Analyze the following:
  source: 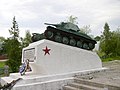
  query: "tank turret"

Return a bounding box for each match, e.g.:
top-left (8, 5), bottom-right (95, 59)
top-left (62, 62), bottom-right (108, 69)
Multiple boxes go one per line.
top-left (45, 22), bottom-right (80, 32)
top-left (31, 22), bottom-right (96, 50)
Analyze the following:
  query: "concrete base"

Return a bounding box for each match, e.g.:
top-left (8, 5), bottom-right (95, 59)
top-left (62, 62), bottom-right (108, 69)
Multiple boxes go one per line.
top-left (22, 39), bottom-right (103, 75)
top-left (1, 39), bottom-right (104, 90)
top-left (1, 68), bottom-right (106, 90)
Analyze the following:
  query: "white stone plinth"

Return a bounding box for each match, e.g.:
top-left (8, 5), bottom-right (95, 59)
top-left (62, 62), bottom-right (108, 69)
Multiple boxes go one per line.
top-left (22, 39), bottom-right (102, 75)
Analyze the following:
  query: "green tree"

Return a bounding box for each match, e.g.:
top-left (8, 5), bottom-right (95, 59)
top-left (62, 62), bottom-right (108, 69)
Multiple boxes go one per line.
top-left (0, 37), bottom-right (6, 55)
top-left (110, 28), bottom-right (120, 56)
top-left (0, 36), bottom-right (6, 42)
top-left (99, 24), bottom-right (120, 60)
top-left (67, 15), bottom-right (78, 24)
top-left (6, 17), bottom-right (21, 72)
top-left (21, 30), bottom-right (32, 48)
top-left (80, 25), bottom-right (91, 35)
top-left (100, 23), bottom-right (111, 55)
top-left (9, 16), bottom-right (19, 39)
top-left (67, 15), bottom-right (92, 35)
top-left (103, 23), bottom-right (111, 40)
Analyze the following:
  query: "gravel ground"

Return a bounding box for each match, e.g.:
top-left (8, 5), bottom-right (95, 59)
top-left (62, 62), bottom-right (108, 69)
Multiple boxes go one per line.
top-left (100, 60), bottom-right (120, 86)
top-left (78, 60), bottom-right (120, 87)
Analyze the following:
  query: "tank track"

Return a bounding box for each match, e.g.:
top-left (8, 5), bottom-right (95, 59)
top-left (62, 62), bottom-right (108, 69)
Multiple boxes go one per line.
top-left (44, 26), bottom-right (96, 50)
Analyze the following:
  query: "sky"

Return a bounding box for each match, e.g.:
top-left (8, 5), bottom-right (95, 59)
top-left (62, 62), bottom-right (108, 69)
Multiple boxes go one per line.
top-left (0, 0), bottom-right (120, 38)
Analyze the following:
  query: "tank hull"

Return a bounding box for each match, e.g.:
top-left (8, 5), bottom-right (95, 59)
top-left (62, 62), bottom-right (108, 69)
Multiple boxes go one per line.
top-left (44, 26), bottom-right (96, 50)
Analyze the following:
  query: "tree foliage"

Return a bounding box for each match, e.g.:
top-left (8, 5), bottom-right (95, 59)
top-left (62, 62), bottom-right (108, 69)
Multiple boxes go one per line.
top-left (21, 30), bottom-right (32, 48)
top-left (67, 15), bottom-right (78, 24)
top-left (110, 28), bottom-right (120, 56)
top-left (0, 37), bottom-right (6, 42)
top-left (100, 23), bottom-right (120, 57)
top-left (100, 23), bottom-right (112, 55)
top-left (5, 17), bottom-right (21, 72)
top-left (9, 16), bottom-right (19, 39)
top-left (103, 23), bottom-right (111, 40)
top-left (5, 39), bottom-right (21, 72)
top-left (67, 15), bottom-right (91, 35)
top-left (80, 25), bottom-right (91, 35)
top-left (0, 17), bottom-right (32, 72)
top-left (0, 37), bottom-right (6, 55)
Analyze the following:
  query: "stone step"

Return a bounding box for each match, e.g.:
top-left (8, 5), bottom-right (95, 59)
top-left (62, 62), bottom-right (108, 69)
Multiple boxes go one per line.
top-left (1, 77), bottom-right (14, 86)
top-left (10, 73), bottom-right (21, 79)
top-left (69, 82), bottom-right (103, 90)
top-left (63, 85), bottom-right (82, 90)
top-left (74, 78), bottom-right (105, 88)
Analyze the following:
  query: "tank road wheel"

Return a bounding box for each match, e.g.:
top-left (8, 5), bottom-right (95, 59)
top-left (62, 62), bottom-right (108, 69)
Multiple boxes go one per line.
top-left (83, 43), bottom-right (88, 49)
top-left (77, 41), bottom-right (82, 48)
top-left (46, 31), bottom-right (53, 39)
top-left (62, 37), bottom-right (69, 44)
top-left (89, 43), bottom-right (95, 50)
top-left (55, 35), bottom-right (62, 42)
top-left (70, 39), bottom-right (76, 46)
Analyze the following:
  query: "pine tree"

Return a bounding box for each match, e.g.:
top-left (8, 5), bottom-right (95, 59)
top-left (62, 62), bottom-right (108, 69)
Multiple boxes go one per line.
top-left (6, 17), bottom-right (21, 72)
top-left (9, 16), bottom-right (19, 39)
top-left (103, 23), bottom-right (111, 40)
top-left (100, 23), bottom-right (111, 55)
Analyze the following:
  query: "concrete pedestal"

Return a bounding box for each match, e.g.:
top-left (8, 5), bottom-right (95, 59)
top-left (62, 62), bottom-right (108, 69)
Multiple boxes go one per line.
top-left (1, 39), bottom-right (105, 90)
top-left (22, 39), bottom-right (102, 75)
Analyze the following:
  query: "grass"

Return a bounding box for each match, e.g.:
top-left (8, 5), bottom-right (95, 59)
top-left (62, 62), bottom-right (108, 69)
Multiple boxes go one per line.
top-left (0, 61), bottom-right (5, 68)
top-left (0, 61), bottom-right (6, 77)
top-left (96, 51), bottom-right (120, 62)
top-left (101, 57), bottom-right (120, 62)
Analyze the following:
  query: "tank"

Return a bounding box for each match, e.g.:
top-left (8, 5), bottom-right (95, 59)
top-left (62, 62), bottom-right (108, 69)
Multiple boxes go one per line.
top-left (32, 22), bottom-right (97, 50)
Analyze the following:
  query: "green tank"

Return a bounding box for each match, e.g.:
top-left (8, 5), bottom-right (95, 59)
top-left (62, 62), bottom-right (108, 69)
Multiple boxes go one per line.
top-left (32, 22), bottom-right (96, 50)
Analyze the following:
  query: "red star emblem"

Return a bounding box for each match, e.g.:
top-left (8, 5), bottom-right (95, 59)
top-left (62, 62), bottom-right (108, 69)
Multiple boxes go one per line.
top-left (43, 46), bottom-right (51, 55)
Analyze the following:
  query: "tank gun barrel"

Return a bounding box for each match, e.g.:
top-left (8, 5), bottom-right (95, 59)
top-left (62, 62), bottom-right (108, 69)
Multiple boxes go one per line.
top-left (44, 23), bottom-right (60, 27)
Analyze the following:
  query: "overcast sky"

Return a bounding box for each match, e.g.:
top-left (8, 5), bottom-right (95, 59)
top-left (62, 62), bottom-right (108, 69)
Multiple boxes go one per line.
top-left (0, 0), bottom-right (120, 38)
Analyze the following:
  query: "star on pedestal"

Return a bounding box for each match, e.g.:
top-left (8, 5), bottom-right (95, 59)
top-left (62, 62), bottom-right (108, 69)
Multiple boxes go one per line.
top-left (43, 46), bottom-right (51, 55)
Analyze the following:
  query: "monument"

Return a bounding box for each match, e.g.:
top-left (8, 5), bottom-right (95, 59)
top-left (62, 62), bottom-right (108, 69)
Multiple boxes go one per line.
top-left (0, 22), bottom-right (105, 90)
